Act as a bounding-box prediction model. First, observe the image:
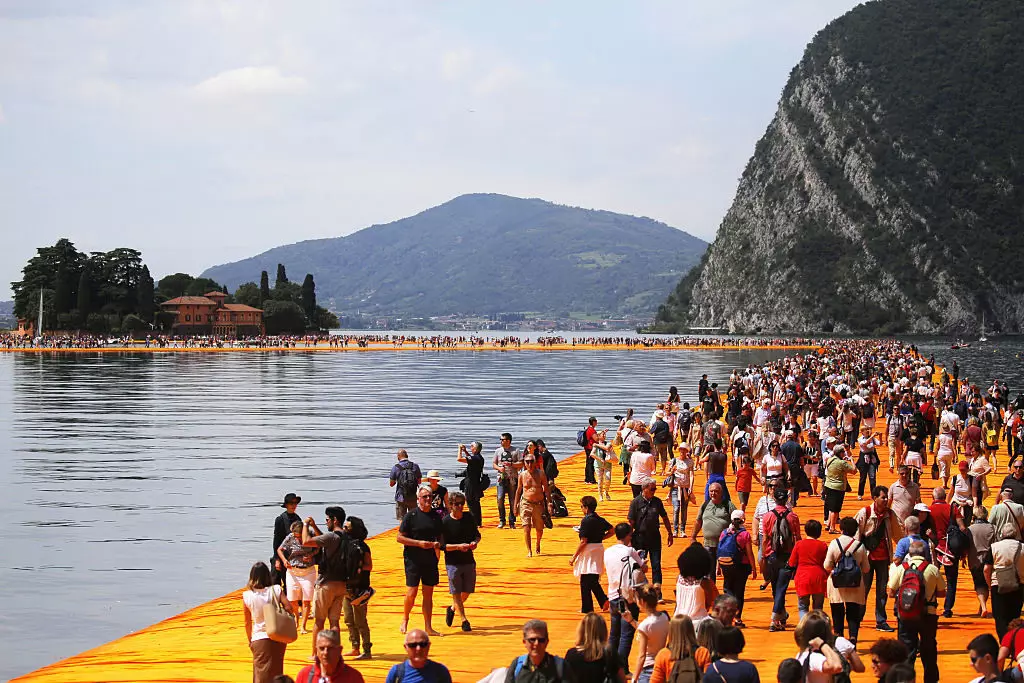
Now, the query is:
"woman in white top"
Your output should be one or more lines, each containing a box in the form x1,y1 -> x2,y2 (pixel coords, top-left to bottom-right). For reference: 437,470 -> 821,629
632,585 -> 670,683
794,610 -> 864,683
761,441 -> 786,488
666,445 -> 694,536
935,423 -> 958,487
243,561 -> 295,683
971,450 -> 994,507
674,543 -> 711,623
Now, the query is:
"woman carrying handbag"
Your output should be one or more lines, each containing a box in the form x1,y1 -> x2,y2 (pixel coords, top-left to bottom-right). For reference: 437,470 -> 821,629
243,561 -> 296,683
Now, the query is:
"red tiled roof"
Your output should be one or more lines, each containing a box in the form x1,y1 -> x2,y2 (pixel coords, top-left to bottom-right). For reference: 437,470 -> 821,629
161,296 -> 216,306
221,303 -> 262,312
204,291 -> 227,298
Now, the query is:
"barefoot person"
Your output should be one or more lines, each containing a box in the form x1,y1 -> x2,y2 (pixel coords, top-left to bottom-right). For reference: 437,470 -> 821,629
397,484 -> 444,636
514,451 -> 552,557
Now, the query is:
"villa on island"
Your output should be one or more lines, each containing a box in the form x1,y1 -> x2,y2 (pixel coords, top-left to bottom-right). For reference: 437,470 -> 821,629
160,291 -> 264,337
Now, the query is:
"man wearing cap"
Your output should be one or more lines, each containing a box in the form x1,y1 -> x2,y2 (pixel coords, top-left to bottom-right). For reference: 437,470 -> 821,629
888,465 -> 921,531
296,628 -> 365,683
273,493 -> 302,585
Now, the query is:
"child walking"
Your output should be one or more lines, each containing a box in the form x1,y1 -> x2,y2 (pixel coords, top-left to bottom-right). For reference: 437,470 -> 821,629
735,454 -> 761,513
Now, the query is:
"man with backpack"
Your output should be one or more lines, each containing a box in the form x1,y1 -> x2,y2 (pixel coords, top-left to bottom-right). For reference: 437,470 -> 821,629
629,478 -> 674,594
390,450 -> 423,521
494,433 -> 523,529
886,539 -> 945,683
604,523 -> 644,675
929,486 -> 969,618
384,629 -> 453,683
854,486 -> 902,633
303,506 -> 365,656
761,486 -> 801,632
579,417 -> 599,485
504,619 -> 577,683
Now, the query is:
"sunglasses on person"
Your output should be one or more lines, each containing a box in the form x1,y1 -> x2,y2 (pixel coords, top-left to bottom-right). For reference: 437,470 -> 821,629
405,641 -> 430,649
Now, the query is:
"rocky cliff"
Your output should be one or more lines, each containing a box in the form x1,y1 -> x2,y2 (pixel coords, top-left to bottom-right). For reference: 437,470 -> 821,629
657,0 -> 1024,335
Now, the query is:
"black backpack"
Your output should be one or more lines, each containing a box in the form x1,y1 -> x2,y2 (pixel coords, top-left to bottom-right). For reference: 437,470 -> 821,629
831,538 -> 863,588
946,520 -> 970,559
396,461 -> 419,500
319,530 -> 365,583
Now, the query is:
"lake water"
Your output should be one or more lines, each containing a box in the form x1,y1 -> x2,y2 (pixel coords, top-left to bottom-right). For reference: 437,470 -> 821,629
3,336 -> 1021,680
1,343 -> 786,679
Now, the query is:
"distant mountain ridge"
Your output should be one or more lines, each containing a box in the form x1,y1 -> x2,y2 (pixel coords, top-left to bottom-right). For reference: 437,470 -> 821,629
203,194 -> 707,317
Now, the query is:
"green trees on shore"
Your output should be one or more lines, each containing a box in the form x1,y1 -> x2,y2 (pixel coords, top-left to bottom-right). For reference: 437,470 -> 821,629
12,240 -> 338,334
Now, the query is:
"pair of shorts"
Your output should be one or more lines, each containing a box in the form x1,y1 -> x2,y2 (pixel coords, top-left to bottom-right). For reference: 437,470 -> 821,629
313,580 -> 347,623
395,500 -> 414,521
404,557 -> 440,587
286,566 -> 316,602
824,486 -> 845,513
519,499 -> 544,529
446,563 -> 477,594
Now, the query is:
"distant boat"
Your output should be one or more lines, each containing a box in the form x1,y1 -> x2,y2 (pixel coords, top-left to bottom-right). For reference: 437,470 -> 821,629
951,340 -> 971,349
979,311 -> 988,343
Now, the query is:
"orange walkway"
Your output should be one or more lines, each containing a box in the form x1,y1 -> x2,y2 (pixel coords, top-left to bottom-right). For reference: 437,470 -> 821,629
0,342 -> 820,354
15,438 -> 990,682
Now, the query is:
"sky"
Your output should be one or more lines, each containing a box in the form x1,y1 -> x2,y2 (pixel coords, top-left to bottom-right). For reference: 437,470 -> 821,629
0,0 -> 865,298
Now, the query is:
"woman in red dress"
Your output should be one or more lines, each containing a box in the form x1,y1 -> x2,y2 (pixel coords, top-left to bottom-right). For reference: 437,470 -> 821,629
788,519 -> 828,622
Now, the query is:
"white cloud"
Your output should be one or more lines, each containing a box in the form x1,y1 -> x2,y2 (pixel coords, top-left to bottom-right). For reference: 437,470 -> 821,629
0,103 -> 5,124
441,49 -> 474,81
473,64 -> 525,95
193,66 -> 307,99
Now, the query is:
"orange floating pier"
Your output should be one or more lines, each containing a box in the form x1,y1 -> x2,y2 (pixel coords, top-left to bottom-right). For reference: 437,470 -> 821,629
15,442 -> 987,682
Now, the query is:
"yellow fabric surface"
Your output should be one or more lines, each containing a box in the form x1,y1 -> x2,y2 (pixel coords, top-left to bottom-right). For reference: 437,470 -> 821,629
16,405 -> 989,683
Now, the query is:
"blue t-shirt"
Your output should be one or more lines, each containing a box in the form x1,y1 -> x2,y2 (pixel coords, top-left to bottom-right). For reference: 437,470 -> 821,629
894,534 -> 932,563
385,660 -> 453,683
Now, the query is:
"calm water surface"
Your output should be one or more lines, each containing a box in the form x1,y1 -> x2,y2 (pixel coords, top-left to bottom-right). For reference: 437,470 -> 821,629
2,345 -> 785,679
4,337 -> 1022,679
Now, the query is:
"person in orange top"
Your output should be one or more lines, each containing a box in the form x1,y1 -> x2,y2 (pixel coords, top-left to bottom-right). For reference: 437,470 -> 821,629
734,454 -> 761,512
788,519 -> 829,622
650,614 -> 710,683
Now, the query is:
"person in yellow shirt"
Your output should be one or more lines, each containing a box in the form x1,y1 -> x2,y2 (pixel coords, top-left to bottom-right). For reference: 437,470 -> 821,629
887,540 -> 946,683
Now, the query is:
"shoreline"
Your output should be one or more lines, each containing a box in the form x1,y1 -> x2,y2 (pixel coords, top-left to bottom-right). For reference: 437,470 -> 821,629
0,343 -> 821,354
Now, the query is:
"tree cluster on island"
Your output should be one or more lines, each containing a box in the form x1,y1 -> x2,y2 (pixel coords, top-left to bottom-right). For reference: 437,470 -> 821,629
10,239 -> 338,335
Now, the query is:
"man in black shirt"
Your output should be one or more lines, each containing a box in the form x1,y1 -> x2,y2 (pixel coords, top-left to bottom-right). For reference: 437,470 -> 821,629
398,484 -> 444,636
441,491 -> 481,632
272,493 -> 301,584
1000,458 -> 1024,506
627,479 -> 673,592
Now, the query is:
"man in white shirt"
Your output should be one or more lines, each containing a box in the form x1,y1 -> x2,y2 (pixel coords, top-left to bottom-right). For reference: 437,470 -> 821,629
604,523 -> 643,674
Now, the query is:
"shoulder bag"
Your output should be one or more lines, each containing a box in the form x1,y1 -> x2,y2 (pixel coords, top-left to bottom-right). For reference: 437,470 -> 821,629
263,586 -> 298,643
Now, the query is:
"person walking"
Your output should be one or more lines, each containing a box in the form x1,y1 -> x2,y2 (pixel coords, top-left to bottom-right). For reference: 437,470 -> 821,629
985,523 -> 1024,639
385,629 -> 453,683
855,485 -> 902,632
390,450 -> 423,521
889,465 -> 922,530
514,452 -> 553,557
649,614 -> 704,683
397,484 -> 444,636
277,520 -> 318,634
583,417 -> 600,485
494,433 -> 523,529
651,410 -> 672,477
629,478 -> 674,595
563,612 -> 627,683
788,519 -> 828,622
631,585 -> 670,683
762,486 -> 801,632
823,444 -> 857,534
302,506 -> 356,654
667,443 -> 694,536
441,491 -> 480,632
988,487 -> 1024,539
857,425 -> 882,499
690,481 -> 737,579
716,509 -> 756,628
629,441 -> 657,499
887,540 -> 945,683
504,619 -> 577,683
605,522 -> 644,674
295,629 -> 365,683
824,516 -> 870,644
929,486 -> 968,617
457,441 -> 486,526
968,506 -> 996,618
570,495 -> 614,613
243,561 -> 295,683
340,517 -> 373,661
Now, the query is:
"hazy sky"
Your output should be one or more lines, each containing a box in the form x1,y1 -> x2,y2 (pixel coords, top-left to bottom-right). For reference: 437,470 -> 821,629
0,0 -> 864,297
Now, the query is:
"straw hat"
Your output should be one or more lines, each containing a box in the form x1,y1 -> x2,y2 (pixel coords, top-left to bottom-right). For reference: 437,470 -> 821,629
426,470 -> 442,481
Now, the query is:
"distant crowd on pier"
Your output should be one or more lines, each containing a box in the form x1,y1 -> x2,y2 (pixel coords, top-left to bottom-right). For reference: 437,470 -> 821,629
0,331 -> 822,351
238,337 -> 1024,683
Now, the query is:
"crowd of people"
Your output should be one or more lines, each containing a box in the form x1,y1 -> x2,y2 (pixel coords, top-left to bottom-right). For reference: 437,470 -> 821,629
237,339 -> 1024,683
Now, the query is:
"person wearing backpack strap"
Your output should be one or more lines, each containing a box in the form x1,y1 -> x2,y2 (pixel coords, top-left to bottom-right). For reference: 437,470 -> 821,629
794,610 -> 864,683
294,629 -> 365,683
649,614 -> 703,683
390,450 -> 423,521
384,630 -> 453,683
824,516 -> 870,644
928,487 -> 969,618
302,506 -> 356,657
761,486 -> 800,632
505,619 -> 577,683
984,523 -> 1024,639
886,540 -> 946,683
855,485 -> 902,632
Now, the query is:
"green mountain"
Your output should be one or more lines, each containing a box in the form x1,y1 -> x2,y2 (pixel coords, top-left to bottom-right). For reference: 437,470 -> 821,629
657,0 -> 1024,335
202,194 -> 706,317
